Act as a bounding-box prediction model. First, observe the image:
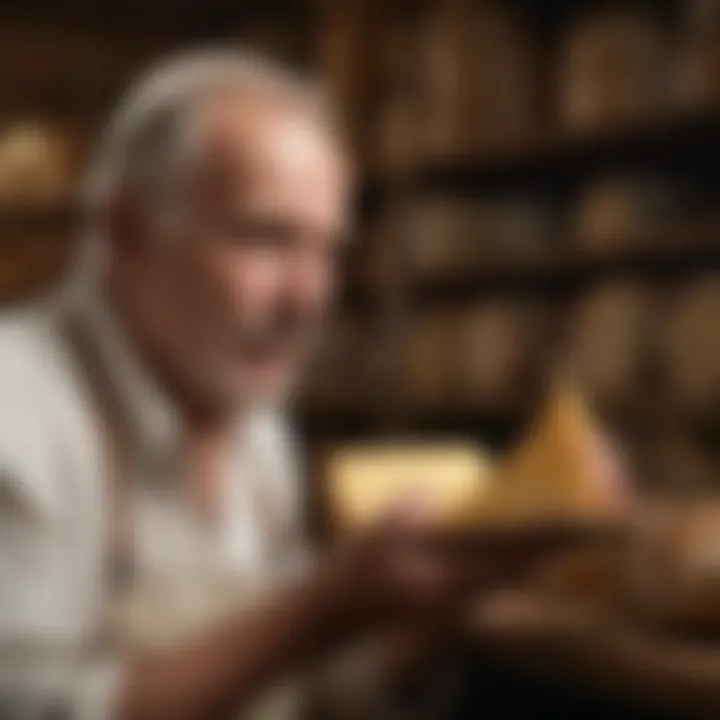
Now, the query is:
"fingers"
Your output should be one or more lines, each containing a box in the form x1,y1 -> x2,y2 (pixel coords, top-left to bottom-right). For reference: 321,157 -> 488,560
380,488 -> 440,533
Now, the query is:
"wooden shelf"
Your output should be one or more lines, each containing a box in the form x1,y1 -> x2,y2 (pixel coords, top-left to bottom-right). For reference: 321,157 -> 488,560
0,224 -> 75,302
405,407 -> 530,449
0,206 -> 78,237
293,403 -> 381,441
407,243 -> 720,305
363,106 -> 720,208
292,400 -> 534,446
469,593 -> 720,718
0,0 -> 319,33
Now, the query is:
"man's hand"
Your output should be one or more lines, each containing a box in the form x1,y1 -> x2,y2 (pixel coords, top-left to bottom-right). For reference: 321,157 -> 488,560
119,502 -> 587,720
315,498 -> 588,636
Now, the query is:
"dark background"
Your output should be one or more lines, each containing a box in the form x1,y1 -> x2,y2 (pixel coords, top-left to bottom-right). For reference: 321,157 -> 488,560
1,3 -> 720,714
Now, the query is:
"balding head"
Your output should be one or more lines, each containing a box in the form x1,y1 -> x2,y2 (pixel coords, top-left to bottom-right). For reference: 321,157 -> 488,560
85,48 -> 352,414
86,48 -> 344,221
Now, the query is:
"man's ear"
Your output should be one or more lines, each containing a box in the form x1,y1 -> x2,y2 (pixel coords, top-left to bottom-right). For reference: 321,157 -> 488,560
105,190 -> 149,258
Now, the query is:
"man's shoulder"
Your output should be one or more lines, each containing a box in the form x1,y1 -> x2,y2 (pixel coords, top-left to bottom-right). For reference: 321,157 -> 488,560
0,303 -> 97,519
0,303 -> 76,402
247,407 -> 299,463
244,407 -> 302,498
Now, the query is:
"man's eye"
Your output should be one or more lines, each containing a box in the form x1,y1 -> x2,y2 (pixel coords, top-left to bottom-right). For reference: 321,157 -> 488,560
224,218 -> 293,249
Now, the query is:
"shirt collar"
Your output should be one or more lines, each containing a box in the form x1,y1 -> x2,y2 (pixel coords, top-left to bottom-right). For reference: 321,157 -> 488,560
63,276 -> 287,472
69,280 -> 184,465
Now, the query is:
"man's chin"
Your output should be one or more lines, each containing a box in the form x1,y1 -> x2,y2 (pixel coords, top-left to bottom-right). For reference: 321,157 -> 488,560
229,366 -> 296,407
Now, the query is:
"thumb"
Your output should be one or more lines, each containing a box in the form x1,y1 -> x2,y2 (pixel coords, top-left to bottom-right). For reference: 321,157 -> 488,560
384,486 -> 439,531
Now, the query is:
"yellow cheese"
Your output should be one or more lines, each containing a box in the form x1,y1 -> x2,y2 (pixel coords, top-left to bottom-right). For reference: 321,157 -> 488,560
326,442 -> 493,531
480,383 -> 627,524
326,386 -> 627,533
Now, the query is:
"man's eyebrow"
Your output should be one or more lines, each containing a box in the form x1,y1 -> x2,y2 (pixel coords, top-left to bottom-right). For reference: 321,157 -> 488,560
336,230 -> 353,247
226,213 -> 293,236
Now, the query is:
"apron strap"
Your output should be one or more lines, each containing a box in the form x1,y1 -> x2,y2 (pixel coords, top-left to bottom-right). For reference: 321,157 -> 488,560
61,311 -> 135,590
62,306 -> 298,586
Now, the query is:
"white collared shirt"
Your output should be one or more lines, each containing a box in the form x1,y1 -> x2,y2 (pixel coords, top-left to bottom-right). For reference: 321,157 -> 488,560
0,288 -> 304,718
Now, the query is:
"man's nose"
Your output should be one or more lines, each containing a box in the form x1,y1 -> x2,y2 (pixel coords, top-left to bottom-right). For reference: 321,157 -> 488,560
284,249 -> 334,316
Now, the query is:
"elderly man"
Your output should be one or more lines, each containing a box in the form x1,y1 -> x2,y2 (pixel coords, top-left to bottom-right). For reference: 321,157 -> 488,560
0,50 -> 554,720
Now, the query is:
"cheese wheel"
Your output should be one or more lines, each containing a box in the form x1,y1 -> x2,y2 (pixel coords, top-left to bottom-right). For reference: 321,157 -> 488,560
674,0 -> 720,107
317,0 -> 372,113
418,0 -> 537,156
373,95 -> 421,174
568,281 -> 659,418
317,0 -> 377,171
357,216 -> 397,288
407,311 -> 458,408
365,0 -> 421,175
574,176 -> 680,253
455,301 -> 549,415
325,442 -> 493,531
409,197 -> 552,273
488,198 -> 553,264
623,503 -> 720,633
558,10 -> 666,131
408,199 -> 496,275
375,2 -> 421,95
0,120 -> 79,207
662,278 -> 720,425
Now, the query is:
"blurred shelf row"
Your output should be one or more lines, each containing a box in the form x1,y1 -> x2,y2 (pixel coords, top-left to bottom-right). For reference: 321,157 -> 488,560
301,273 -> 720,418
3,107 -> 720,304
0,103 -> 717,217
361,103 -> 720,207
326,0 -> 720,175
297,261 -> 720,496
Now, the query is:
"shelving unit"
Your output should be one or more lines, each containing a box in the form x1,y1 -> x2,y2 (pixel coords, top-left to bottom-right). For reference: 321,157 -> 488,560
304,101 -> 720,448
363,105 -> 720,205
0,205 -> 78,233
406,241 -> 720,306
2,0 -> 720,489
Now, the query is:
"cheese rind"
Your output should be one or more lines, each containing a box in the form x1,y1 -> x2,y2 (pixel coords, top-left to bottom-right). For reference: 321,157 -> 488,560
326,386 -> 628,532
326,443 -> 493,530
480,384 -> 627,524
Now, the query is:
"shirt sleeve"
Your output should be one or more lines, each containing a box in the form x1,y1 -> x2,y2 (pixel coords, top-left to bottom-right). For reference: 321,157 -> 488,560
0,464 -> 125,720
307,637 -> 464,720
252,410 -> 314,579
254,414 -> 462,720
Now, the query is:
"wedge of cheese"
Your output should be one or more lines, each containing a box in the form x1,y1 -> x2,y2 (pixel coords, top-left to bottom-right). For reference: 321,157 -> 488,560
481,383 -> 630,603
325,442 -> 493,531
325,385 -> 627,534
479,382 -> 627,524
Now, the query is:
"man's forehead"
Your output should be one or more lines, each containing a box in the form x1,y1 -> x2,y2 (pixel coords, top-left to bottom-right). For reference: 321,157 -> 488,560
188,90 -> 347,185
181,89 -> 351,235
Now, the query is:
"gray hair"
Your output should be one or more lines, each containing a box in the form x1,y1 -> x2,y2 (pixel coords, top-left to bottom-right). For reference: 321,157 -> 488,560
70,48 -> 339,288
83,47 -> 339,218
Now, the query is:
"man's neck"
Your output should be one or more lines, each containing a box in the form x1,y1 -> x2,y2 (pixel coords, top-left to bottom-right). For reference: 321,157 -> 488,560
184,414 -> 238,523
108,275 -> 238,429
106,275 -> 244,520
